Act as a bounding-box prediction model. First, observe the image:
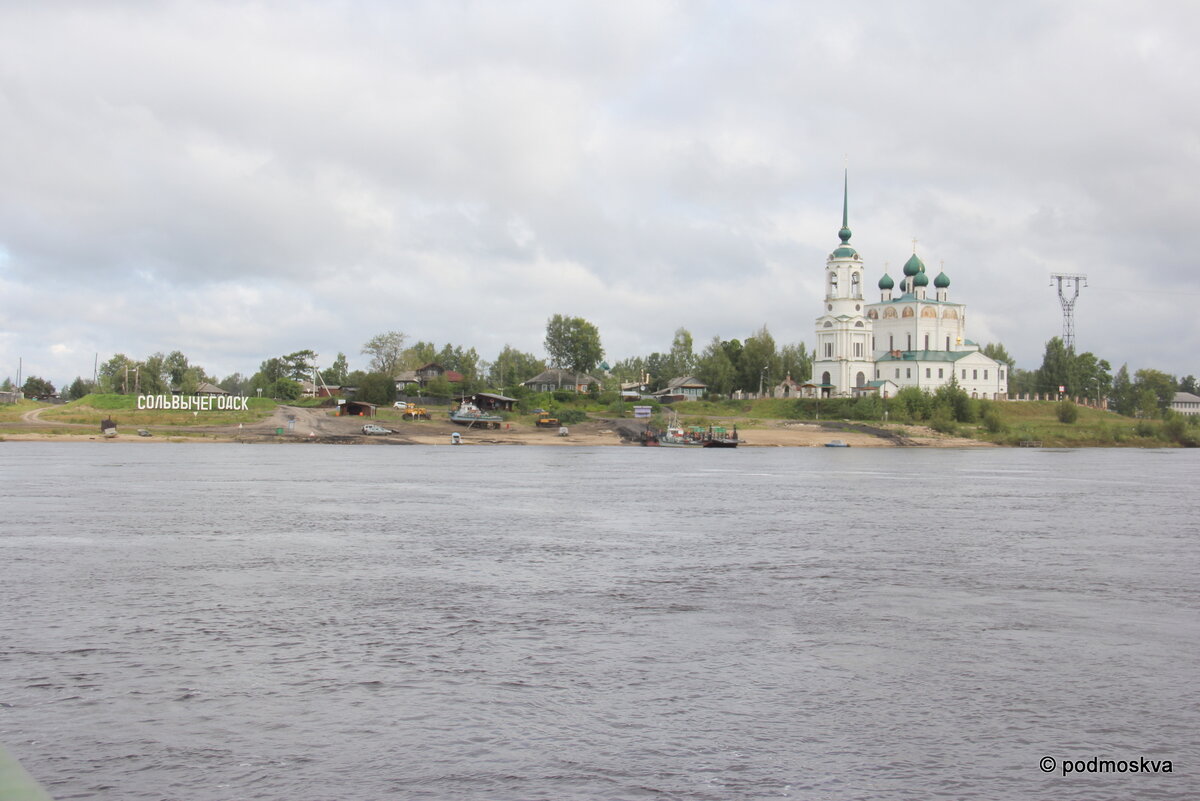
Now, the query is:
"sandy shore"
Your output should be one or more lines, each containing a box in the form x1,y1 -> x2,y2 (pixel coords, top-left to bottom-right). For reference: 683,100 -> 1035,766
2,404 -> 989,448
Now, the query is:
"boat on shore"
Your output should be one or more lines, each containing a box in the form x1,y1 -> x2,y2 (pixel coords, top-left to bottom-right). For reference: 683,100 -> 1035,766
642,414 -> 738,448
448,401 -> 504,429
825,439 -> 850,447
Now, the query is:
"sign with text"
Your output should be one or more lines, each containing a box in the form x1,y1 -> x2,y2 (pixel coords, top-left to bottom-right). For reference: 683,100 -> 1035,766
137,395 -> 250,411
633,405 -> 652,419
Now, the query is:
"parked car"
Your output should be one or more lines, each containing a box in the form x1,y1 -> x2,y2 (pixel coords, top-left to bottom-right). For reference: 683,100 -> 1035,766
362,424 -> 393,435
393,401 -> 408,409
530,408 -> 548,415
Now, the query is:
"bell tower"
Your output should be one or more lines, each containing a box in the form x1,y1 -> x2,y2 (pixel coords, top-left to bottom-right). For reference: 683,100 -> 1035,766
811,172 -> 875,396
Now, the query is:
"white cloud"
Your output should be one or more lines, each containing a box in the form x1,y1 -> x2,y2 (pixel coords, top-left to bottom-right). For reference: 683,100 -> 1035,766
1,0 -> 1197,388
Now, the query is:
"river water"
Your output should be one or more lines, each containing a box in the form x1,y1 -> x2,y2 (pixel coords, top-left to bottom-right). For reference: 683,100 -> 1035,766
1,443 -> 1197,800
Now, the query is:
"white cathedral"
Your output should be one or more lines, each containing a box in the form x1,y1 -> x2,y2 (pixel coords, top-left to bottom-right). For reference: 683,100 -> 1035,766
809,176 -> 1008,399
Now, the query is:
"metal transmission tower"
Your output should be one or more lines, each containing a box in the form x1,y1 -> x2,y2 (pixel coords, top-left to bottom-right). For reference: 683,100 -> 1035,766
1050,273 -> 1088,350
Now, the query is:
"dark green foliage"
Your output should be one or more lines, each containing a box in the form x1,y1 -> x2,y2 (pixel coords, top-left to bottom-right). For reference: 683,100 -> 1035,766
555,409 -> 588,424
354,373 -> 397,405
22,376 -> 55,397
893,387 -> 932,421
1056,400 -> 1079,424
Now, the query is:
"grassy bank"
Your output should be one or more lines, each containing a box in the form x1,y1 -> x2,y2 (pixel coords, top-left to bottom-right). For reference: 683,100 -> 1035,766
34,394 -> 281,427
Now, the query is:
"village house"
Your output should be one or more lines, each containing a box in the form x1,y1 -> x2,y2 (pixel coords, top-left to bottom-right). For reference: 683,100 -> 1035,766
523,368 -> 600,394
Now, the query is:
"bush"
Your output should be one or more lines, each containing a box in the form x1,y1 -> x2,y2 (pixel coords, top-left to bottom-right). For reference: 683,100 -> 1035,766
552,390 -> 574,403
893,387 -> 932,421
1056,400 -> 1079,424
929,409 -> 958,435
556,408 -> 588,424
1134,419 -> 1158,438
981,407 -> 1005,434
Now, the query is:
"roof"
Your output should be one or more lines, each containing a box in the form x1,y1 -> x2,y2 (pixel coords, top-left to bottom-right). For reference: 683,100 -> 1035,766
475,392 -> 517,402
665,375 -> 706,389
876,349 -> 975,363
1173,392 -> 1200,403
524,368 -> 599,386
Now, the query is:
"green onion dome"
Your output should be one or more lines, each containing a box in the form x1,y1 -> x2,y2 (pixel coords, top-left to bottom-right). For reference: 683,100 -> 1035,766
934,271 -> 950,288
902,253 -> 924,276
878,273 -> 895,290
914,270 -> 929,287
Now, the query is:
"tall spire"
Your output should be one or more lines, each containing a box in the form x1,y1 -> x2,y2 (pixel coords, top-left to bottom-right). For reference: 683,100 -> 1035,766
838,169 -> 851,244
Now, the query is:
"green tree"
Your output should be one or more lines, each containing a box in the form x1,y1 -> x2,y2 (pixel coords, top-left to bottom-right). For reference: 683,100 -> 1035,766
1134,369 -> 1176,416
321,353 -> 350,386
65,377 -> 96,400
1110,364 -> 1135,416
1036,337 -> 1073,395
219,373 -> 251,396
163,350 -> 191,386
697,336 -> 737,396
98,354 -> 136,394
362,331 -> 408,377
778,342 -> 812,383
139,353 -> 170,394
266,378 -> 302,400
22,376 -> 55,398
403,341 -> 438,369
1180,375 -> 1198,394
487,346 -> 545,388
666,327 -> 696,378
739,325 -> 778,394
354,372 -> 397,405
982,342 -> 1016,370
544,314 -> 604,376
281,350 -> 317,381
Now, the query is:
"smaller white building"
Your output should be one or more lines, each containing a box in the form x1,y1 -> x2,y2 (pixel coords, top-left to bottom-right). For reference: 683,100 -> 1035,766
1170,392 -> 1200,416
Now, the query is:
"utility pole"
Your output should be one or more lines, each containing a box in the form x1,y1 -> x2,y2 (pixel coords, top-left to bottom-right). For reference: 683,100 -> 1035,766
1050,273 -> 1087,351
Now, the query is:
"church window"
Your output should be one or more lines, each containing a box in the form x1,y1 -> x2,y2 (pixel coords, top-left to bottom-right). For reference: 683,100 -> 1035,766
852,273 -> 861,298
962,370 -> 967,379
825,343 -> 833,358
875,369 -> 880,379
829,272 -> 838,294
895,369 -> 900,379
889,335 -> 894,350
824,321 -> 833,327
906,368 -> 911,378
854,321 -> 864,327
924,334 -> 930,350
938,368 -> 944,378
973,369 -> 978,380
926,368 -> 931,378
872,336 -> 876,350
907,334 -> 912,350
854,343 -> 863,357
984,370 -> 988,379
1000,370 -> 1006,381
856,371 -> 865,388
946,336 -> 951,350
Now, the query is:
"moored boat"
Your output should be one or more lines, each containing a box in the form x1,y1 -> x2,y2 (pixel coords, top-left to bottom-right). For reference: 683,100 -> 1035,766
448,401 -> 504,429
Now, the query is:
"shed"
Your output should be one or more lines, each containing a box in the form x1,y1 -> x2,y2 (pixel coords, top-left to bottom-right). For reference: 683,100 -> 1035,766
340,401 -> 378,418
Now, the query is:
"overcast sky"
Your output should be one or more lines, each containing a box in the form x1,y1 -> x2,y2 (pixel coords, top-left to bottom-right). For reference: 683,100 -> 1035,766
2,0 -> 1198,388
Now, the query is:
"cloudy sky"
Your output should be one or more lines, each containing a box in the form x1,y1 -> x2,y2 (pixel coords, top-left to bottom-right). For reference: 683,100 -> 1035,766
2,0 -> 1198,387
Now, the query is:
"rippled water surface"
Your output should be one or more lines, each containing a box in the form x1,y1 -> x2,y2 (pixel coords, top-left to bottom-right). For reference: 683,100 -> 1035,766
2,443 -> 1198,800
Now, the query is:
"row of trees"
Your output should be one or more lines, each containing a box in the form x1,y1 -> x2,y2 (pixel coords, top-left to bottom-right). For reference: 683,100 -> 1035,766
1008,336 -> 1194,418
14,317 -> 1193,421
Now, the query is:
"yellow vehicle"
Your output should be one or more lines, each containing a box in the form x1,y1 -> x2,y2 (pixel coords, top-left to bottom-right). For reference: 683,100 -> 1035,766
534,412 -> 559,428
402,406 -> 431,420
